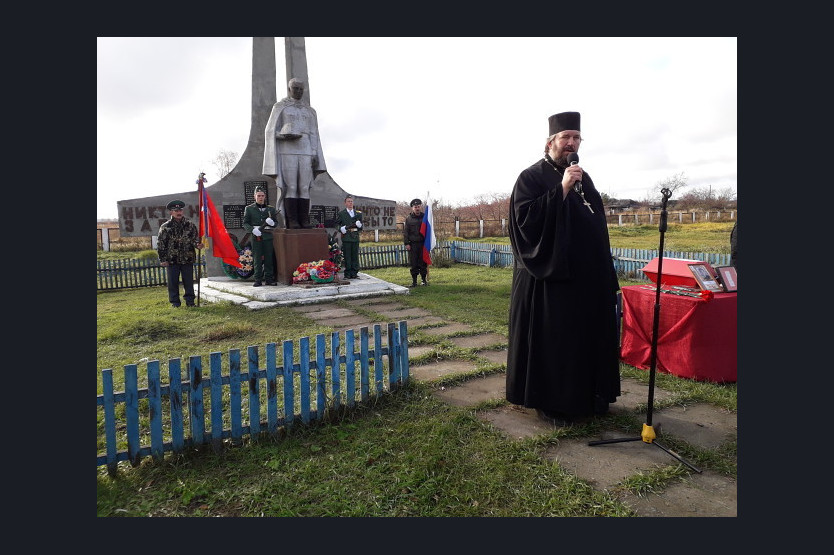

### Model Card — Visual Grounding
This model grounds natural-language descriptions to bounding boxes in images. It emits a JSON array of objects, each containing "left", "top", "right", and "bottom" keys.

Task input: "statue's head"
[{"left": 288, "top": 78, "right": 305, "bottom": 100}]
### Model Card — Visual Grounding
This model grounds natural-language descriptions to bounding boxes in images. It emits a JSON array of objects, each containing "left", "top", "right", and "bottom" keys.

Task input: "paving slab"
[
  {"left": 432, "top": 373, "right": 506, "bottom": 407},
  {"left": 408, "top": 359, "right": 480, "bottom": 382},
  {"left": 417, "top": 323, "right": 474, "bottom": 336},
  {"left": 374, "top": 307, "right": 433, "bottom": 319},
  {"left": 406, "top": 316, "right": 447, "bottom": 328},
  {"left": 475, "top": 349, "right": 508, "bottom": 366},
  {"left": 641, "top": 403, "right": 737, "bottom": 450},
  {"left": 542, "top": 437, "right": 681, "bottom": 491},
  {"left": 303, "top": 307, "right": 358, "bottom": 320},
  {"left": 289, "top": 302, "right": 341, "bottom": 314},
  {"left": 343, "top": 296, "right": 400, "bottom": 307},
  {"left": 448, "top": 333, "right": 507, "bottom": 350},
  {"left": 618, "top": 470, "right": 737, "bottom": 517},
  {"left": 357, "top": 302, "right": 410, "bottom": 313},
  {"left": 478, "top": 405, "right": 560, "bottom": 439},
  {"left": 406, "top": 345, "right": 435, "bottom": 359}
]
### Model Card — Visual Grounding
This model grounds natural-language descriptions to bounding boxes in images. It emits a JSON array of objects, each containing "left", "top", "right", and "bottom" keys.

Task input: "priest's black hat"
[
  {"left": 410, "top": 198, "right": 422, "bottom": 207},
  {"left": 548, "top": 112, "right": 580, "bottom": 136},
  {"left": 166, "top": 199, "right": 185, "bottom": 210}
]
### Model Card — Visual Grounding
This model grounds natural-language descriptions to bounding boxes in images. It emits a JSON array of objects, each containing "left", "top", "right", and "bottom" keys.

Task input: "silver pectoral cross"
[{"left": 578, "top": 191, "right": 594, "bottom": 213}]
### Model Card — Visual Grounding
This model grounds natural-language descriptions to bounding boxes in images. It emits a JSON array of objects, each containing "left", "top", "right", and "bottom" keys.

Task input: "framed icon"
[
  {"left": 715, "top": 265, "right": 738, "bottom": 292},
  {"left": 688, "top": 263, "right": 724, "bottom": 292}
]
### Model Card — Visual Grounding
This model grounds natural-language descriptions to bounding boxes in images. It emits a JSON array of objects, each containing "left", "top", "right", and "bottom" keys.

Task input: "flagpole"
[{"left": 196, "top": 172, "right": 207, "bottom": 307}]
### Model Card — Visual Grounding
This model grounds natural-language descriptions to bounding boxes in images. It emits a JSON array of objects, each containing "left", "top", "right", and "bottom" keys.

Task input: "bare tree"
[
  {"left": 211, "top": 149, "right": 239, "bottom": 179},
  {"left": 656, "top": 172, "right": 689, "bottom": 196}
]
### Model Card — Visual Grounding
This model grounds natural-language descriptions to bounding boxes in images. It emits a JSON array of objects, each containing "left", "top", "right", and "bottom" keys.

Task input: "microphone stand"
[{"left": 588, "top": 187, "right": 701, "bottom": 473}]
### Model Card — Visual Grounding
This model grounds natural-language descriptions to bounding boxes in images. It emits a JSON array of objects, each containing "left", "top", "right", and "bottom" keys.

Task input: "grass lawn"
[{"left": 98, "top": 249, "right": 736, "bottom": 516}]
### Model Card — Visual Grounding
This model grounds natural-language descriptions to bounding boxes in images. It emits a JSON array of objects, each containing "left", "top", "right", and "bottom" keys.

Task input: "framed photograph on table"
[
  {"left": 688, "top": 263, "right": 724, "bottom": 292},
  {"left": 715, "top": 265, "right": 738, "bottom": 292}
]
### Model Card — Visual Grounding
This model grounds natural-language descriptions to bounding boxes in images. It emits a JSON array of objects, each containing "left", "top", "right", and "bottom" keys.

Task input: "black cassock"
[{"left": 506, "top": 158, "right": 620, "bottom": 417}]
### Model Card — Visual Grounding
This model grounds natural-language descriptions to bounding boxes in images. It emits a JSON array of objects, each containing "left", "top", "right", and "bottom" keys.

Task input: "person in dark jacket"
[
  {"left": 402, "top": 198, "right": 428, "bottom": 287},
  {"left": 157, "top": 199, "right": 203, "bottom": 307},
  {"left": 506, "top": 112, "right": 620, "bottom": 425}
]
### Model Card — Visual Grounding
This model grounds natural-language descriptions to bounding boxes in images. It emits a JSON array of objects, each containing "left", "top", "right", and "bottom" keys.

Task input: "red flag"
[{"left": 197, "top": 174, "right": 241, "bottom": 268}]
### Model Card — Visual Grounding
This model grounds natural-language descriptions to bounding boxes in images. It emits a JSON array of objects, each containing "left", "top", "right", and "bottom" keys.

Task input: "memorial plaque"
[
  {"left": 224, "top": 204, "right": 246, "bottom": 229},
  {"left": 310, "top": 204, "right": 339, "bottom": 227},
  {"left": 244, "top": 181, "right": 268, "bottom": 205}
]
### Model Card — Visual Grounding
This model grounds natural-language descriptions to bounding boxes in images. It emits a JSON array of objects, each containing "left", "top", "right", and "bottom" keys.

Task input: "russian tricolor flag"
[{"left": 420, "top": 193, "right": 435, "bottom": 265}]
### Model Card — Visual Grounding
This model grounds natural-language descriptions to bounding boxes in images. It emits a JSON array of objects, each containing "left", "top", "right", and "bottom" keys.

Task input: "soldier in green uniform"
[
  {"left": 157, "top": 199, "right": 203, "bottom": 307},
  {"left": 336, "top": 195, "right": 363, "bottom": 279},
  {"left": 243, "top": 186, "right": 280, "bottom": 286}
]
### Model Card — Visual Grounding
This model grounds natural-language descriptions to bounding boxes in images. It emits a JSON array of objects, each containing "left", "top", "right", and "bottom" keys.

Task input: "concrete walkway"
[{"left": 200, "top": 279, "right": 737, "bottom": 517}]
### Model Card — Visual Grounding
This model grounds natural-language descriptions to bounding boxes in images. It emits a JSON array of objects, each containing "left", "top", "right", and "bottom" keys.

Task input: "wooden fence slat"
[
  {"left": 210, "top": 352, "right": 223, "bottom": 453},
  {"left": 316, "top": 334, "right": 327, "bottom": 418},
  {"left": 398, "top": 321, "right": 409, "bottom": 382},
  {"left": 229, "top": 349, "right": 242, "bottom": 444},
  {"left": 374, "top": 324, "right": 383, "bottom": 394},
  {"left": 125, "top": 364, "right": 141, "bottom": 467},
  {"left": 283, "top": 340, "right": 295, "bottom": 426},
  {"left": 387, "top": 322, "right": 399, "bottom": 386},
  {"left": 247, "top": 346, "right": 260, "bottom": 439},
  {"left": 331, "top": 332, "right": 341, "bottom": 411},
  {"left": 360, "top": 327, "right": 370, "bottom": 402},
  {"left": 148, "top": 360, "right": 164, "bottom": 461},
  {"left": 300, "top": 336, "right": 311, "bottom": 425},
  {"left": 266, "top": 343, "right": 278, "bottom": 434},
  {"left": 189, "top": 356, "right": 204, "bottom": 446},
  {"left": 169, "top": 359, "right": 184, "bottom": 452},
  {"left": 345, "top": 330, "right": 356, "bottom": 408}
]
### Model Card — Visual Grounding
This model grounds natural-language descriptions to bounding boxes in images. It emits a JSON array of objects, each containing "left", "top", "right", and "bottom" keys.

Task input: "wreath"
[
  {"left": 222, "top": 239, "right": 255, "bottom": 279},
  {"left": 293, "top": 259, "right": 340, "bottom": 284}
]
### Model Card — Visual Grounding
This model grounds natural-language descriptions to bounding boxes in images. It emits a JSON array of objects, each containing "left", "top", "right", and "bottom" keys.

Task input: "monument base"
[{"left": 273, "top": 228, "right": 331, "bottom": 285}]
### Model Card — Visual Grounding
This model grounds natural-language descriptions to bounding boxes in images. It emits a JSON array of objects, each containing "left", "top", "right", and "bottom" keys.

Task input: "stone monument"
[{"left": 115, "top": 37, "right": 397, "bottom": 280}]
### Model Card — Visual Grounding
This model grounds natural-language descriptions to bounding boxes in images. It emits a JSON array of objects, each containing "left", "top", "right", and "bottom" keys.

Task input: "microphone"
[{"left": 566, "top": 152, "right": 582, "bottom": 191}]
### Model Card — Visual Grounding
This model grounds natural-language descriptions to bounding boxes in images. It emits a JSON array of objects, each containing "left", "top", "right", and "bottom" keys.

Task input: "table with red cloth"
[{"left": 619, "top": 285, "right": 737, "bottom": 383}]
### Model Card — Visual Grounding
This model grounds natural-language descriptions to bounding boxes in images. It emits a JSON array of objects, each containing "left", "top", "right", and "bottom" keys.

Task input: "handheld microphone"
[{"left": 566, "top": 152, "right": 582, "bottom": 190}]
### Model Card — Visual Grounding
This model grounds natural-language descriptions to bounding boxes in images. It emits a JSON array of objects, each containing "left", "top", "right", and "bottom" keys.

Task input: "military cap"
[
  {"left": 167, "top": 200, "right": 186, "bottom": 210},
  {"left": 255, "top": 185, "right": 266, "bottom": 193},
  {"left": 548, "top": 111, "right": 581, "bottom": 136},
  {"left": 410, "top": 198, "right": 422, "bottom": 207}
]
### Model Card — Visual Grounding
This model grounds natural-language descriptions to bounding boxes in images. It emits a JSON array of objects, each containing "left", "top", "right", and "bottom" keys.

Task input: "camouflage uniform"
[{"left": 157, "top": 216, "right": 200, "bottom": 306}]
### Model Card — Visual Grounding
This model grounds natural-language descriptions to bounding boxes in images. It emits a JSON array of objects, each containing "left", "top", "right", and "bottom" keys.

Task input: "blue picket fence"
[
  {"left": 96, "top": 242, "right": 729, "bottom": 291},
  {"left": 447, "top": 241, "right": 730, "bottom": 280},
  {"left": 97, "top": 322, "right": 410, "bottom": 475}
]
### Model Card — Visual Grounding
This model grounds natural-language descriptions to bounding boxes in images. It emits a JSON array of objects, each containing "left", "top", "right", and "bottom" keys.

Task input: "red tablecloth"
[{"left": 619, "top": 285, "right": 737, "bottom": 383}]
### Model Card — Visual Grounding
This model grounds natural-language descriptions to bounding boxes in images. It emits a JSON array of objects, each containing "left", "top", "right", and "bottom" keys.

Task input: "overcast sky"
[{"left": 97, "top": 37, "right": 737, "bottom": 220}]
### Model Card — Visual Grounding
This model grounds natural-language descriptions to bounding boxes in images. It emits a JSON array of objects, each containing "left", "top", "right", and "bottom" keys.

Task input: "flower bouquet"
[
  {"left": 292, "top": 259, "right": 340, "bottom": 284},
  {"left": 222, "top": 242, "right": 255, "bottom": 279}
]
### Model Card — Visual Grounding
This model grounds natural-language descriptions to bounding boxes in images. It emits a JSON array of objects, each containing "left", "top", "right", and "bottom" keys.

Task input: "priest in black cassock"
[{"left": 506, "top": 111, "right": 621, "bottom": 424}]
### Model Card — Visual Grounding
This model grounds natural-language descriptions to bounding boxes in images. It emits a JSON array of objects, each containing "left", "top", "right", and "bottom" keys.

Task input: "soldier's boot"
[
  {"left": 298, "top": 198, "right": 311, "bottom": 229},
  {"left": 284, "top": 198, "right": 300, "bottom": 229}
]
